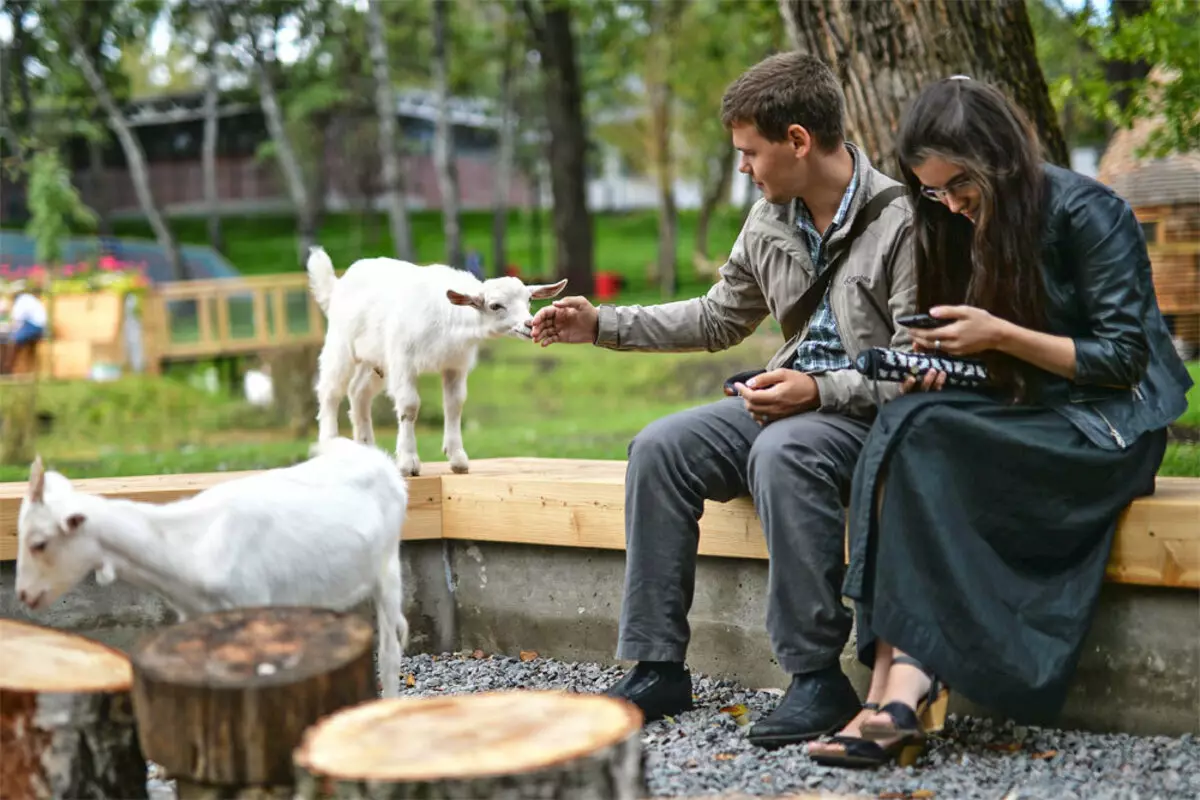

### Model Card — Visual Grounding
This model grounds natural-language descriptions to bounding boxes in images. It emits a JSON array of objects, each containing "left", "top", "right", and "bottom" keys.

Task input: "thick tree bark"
[
  {"left": 521, "top": 0, "right": 593, "bottom": 290},
  {"left": 131, "top": 607, "right": 376, "bottom": 797},
  {"left": 53, "top": 0, "right": 185, "bottom": 279},
  {"left": 0, "top": 619, "right": 148, "bottom": 799},
  {"left": 203, "top": 4, "right": 223, "bottom": 254},
  {"left": 252, "top": 41, "right": 316, "bottom": 269},
  {"left": 294, "top": 691, "right": 646, "bottom": 799},
  {"left": 432, "top": 0, "right": 463, "bottom": 267},
  {"left": 778, "top": 0, "right": 1069, "bottom": 177},
  {"left": 366, "top": 0, "right": 414, "bottom": 261}
]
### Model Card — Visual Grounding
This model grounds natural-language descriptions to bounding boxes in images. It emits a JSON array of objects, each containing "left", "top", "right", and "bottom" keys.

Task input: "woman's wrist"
[{"left": 990, "top": 317, "right": 1020, "bottom": 353}]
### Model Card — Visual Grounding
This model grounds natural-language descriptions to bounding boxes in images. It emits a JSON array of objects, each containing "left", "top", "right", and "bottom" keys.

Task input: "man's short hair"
[{"left": 720, "top": 52, "right": 846, "bottom": 151}]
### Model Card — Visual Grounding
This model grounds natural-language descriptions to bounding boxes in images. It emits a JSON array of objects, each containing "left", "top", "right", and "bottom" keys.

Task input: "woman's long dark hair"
[{"left": 897, "top": 77, "right": 1048, "bottom": 399}]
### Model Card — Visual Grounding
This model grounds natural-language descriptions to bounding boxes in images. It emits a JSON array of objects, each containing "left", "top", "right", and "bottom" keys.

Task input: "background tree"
[
  {"left": 366, "top": 0, "right": 414, "bottom": 261},
  {"left": 778, "top": 0, "right": 1070, "bottom": 177}
]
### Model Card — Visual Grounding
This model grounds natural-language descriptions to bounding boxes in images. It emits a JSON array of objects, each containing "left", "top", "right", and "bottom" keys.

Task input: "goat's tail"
[{"left": 305, "top": 245, "right": 337, "bottom": 314}]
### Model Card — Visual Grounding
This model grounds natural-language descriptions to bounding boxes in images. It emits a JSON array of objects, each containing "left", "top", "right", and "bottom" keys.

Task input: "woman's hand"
[
  {"left": 901, "top": 369, "right": 947, "bottom": 394},
  {"left": 908, "top": 305, "right": 1008, "bottom": 356}
]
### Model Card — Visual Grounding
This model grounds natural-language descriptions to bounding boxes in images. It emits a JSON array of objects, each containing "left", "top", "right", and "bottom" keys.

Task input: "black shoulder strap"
[{"left": 780, "top": 184, "right": 907, "bottom": 342}]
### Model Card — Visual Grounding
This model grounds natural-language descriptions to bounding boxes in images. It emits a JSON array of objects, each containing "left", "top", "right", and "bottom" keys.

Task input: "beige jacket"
[{"left": 594, "top": 145, "right": 917, "bottom": 419}]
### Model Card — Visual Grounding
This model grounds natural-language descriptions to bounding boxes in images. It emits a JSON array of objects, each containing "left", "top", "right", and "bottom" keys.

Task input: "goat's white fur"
[
  {"left": 15, "top": 438, "right": 410, "bottom": 697},
  {"left": 306, "top": 246, "right": 567, "bottom": 476}
]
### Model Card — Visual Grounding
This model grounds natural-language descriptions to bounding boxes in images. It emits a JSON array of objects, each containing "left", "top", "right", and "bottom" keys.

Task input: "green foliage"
[
  {"left": 23, "top": 148, "right": 97, "bottom": 268},
  {"left": 1026, "top": 0, "right": 1109, "bottom": 147},
  {"left": 1066, "top": 0, "right": 1200, "bottom": 156}
]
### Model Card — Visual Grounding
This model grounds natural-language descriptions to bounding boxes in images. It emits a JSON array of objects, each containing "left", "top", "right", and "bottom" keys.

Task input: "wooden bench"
[{"left": 1, "top": 459, "right": 1197, "bottom": 588}]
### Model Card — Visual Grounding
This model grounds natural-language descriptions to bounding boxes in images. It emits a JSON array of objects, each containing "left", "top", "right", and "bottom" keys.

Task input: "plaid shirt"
[{"left": 791, "top": 156, "right": 859, "bottom": 374}]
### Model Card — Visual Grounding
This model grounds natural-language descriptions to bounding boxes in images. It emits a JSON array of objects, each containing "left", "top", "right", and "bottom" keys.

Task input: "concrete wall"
[{"left": 2, "top": 540, "right": 1196, "bottom": 737}]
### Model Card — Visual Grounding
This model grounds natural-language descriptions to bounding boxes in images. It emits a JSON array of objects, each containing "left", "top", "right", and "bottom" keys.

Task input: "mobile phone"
[
  {"left": 896, "top": 313, "right": 948, "bottom": 330},
  {"left": 723, "top": 369, "right": 765, "bottom": 395}
]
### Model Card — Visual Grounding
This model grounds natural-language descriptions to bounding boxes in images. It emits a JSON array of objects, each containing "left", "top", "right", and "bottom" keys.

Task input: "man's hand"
[
  {"left": 909, "top": 305, "right": 1008, "bottom": 356},
  {"left": 727, "top": 368, "right": 820, "bottom": 425},
  {"left": 528, "top": 296, "right": 599, "bottom": 347}
]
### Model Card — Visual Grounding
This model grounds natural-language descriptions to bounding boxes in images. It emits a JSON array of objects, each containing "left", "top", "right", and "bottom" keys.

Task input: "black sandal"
[
  {"left": 860, "top": 655, "right": 950, "bottom": 740},
  {"left": 807, "top": 703, "right": 926, "bottom": 769}
]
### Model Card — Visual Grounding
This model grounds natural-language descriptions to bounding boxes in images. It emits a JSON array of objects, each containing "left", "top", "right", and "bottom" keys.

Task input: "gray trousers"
[{"left": 617, "top": 396, "right": 870, "bottom": 675}]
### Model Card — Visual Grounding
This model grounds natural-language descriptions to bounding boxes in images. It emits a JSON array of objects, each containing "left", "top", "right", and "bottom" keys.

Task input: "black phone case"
[
  {"left": 896, "top": 313, "right": 948, "bottom": 330},
  {"left": 854, "top": 347, "right": 990, "bottom": 388},
  {"left": 723, "top": 369, "right": 766, "bottom": 394}
]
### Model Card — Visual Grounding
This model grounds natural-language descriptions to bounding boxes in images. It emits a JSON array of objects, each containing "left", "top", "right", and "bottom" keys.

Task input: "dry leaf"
[
  {"left": 878, "top": 792, "right": 906, "bottom": 799},
  {"left": 714, "top": 753, "right": 735, "bottom": 761},
  {"left": 519, "top": 650, "right": 538, "bottom": 662},
  {"left": 405, "top": 673, "right": 415, "bottom": 688},
  {"left": 471, "top": 649, "right": 485, "bottom": 659},
  {"left": 1032, "top": 750, "right": 1058, "bottom": 760},
  {"left": 986, "top": 742, "right": 1022, "bottom": 752},
  {"left": 718, "top": 703, "right": 752, "bottom": 726},
  {"left": 913, "top": 791, "right": 936, "bottom": 799}
]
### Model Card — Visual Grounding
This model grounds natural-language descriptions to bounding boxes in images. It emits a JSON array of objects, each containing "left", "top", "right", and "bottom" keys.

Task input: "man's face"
[{"left": 731, "top": 121, "right": 807, "bottom": 205}]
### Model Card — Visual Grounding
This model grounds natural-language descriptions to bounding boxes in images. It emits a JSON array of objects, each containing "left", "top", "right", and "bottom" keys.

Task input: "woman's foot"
[
  {"left": 806, "top": 703, "right": 924, "bottom": 768},
  {"left": 861, "top": 654, "right": 947, "bottom": 739}
]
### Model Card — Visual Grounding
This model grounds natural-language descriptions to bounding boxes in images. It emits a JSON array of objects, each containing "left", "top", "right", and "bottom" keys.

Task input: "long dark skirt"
[{"left": 842, "top": 390, "right": 1168, "bottom": 724}]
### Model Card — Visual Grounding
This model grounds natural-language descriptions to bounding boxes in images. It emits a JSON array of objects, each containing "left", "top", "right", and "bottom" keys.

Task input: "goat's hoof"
[
  {"left": 446, "top": 449, "right": 470, "bottom": 474},
  {"left": 397, "top": 455, "right": 421, "bottom": 477}
]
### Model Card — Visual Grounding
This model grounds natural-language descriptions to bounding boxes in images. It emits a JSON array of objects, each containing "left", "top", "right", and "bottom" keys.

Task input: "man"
[{"left": 529, "top": 52, "right": 917, "bottom": 748}]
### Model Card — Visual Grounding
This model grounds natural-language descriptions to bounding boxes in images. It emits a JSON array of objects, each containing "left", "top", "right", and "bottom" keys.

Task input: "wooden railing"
[{"left": 141, "top": 273, "right": 325, "bottom": 371}]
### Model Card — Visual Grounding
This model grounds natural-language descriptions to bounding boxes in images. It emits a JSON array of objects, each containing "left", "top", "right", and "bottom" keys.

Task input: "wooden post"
[
  {"left": 130, "top": 606, "right": 377, "bottom": 798},
  {"left": 0, "top": 619, "right": 148, "bottom": 799},
  {"left": 293, "top": 690, "right": 646, "bottom": 799}
]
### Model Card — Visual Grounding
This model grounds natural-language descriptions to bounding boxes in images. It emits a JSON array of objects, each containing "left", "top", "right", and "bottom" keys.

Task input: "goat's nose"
[{"left": 18, "top": 589, "right": 27, "bottom": 604}]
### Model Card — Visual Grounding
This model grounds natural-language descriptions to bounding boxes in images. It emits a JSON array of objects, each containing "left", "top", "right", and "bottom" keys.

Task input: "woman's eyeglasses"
[{"left": 919, "top": 174, "right": 975, "bottom": 202}]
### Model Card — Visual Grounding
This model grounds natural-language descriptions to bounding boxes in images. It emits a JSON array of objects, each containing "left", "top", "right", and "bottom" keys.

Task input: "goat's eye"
[
  {"left": 30, "top": 541, "right": 47, "bottom": 554},
  {"left": 489, "top": 303, "right": 505, "bottom": 312}
]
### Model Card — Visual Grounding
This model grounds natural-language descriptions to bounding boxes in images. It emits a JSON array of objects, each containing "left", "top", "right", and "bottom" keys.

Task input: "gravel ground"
[{"left": 149, "top": 652, "right": 1199, "bottom": 799}]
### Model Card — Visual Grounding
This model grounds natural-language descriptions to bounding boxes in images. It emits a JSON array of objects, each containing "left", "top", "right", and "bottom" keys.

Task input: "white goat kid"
[
  {"left": 15, "top": 437, "right": 411, "bottom": 698},
  {"left": 306, "top": 246, "right": 566, "bottom": 476}
]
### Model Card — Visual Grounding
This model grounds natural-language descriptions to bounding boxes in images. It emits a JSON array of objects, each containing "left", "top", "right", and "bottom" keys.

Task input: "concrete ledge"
[{"left": 4, "top": 458, "right": 1198, "bottom": 588}]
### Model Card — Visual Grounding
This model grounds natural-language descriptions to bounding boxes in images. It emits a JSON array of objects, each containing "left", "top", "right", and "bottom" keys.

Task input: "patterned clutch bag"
[{"left": 854, "top": 347, "right": 991, "bottom": 388}]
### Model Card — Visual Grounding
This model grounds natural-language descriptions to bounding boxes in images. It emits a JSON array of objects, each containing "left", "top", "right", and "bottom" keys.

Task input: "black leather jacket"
[{"left": 1037, "top": 163, "right": 1193, "bottom": 450}]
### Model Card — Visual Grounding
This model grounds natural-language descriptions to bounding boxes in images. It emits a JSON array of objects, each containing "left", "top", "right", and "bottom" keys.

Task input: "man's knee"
[
  {"left": 628, "top": 411, "right": 691, "bottom": 466},
  {"left": 747, "top": 416, "right": 859, "bottom": 489}
]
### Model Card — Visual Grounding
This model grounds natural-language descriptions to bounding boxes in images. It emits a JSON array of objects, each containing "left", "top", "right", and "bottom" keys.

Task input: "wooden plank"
[
  {"left": 2, "top": 458, "right": 1197, "bottom": 589},
  {"left": 252, "top": 289, "right": 270, "bottom": 346},
  {"left": 0, "top": 468, "right": 447, "bottom": 563},
  {"left": 438, "top": 460, "right": 1200, "bottom": 589}
]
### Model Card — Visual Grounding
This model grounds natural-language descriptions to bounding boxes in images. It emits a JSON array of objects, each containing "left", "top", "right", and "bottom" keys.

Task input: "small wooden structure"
[
  {"left": 1097, "top": 114, "right": 1200, "bottom": 350},
  {"left": 0, "top": 618, "right": 148, "bottom": 799},
  {"left": 130, "top": 606, "right": 377, "bottom": 798},
  {"left": 293, "top": 690, "right": 645, "bottom": 799}
]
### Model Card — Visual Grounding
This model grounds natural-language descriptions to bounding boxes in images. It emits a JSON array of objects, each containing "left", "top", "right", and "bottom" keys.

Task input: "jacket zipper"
[{"left": 1093, "top": 406, "right": 1126, "bottom": 449}]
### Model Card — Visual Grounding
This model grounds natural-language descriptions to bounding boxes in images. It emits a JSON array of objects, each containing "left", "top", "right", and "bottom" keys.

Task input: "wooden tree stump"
[
  {"left": 293, "top": 690, "right": 646, "bottom": 799},
  {"left": 0, "top": 618, "right": 148, "bottom": 799},
  {"left": 130, "top": 606, "right": 377, "bottom": 798}
]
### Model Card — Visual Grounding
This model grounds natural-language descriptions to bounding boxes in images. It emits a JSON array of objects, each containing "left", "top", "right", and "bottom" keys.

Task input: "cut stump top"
[
  {"left": 294, "top": 690, "right": 644, "bottom": 782},
  {"left": 131, "top": 606, "right": 374, "bottom": 689},
  {"left": 0, "top": 618, "right": 132, "bottom": 693}
]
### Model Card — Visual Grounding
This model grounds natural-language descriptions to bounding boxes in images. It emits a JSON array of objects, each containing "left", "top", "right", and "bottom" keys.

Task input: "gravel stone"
[{"left": 145, "top": 652, "right": 1200, "bottom": 798}]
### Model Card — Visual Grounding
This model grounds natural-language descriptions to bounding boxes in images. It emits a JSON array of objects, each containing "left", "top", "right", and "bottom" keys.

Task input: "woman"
[
  {"left": 808, "top": 77, "right": 1193, "bottom": 769},
  {"left": 1, "top": 282, "right": 47, "bottom": 374}
]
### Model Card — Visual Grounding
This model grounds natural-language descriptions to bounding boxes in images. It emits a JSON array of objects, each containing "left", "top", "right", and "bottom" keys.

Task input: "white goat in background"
[
  {"left": 306, "top": 246, "right": 567, "bottom": 476},
  {"left": 15, "top": 437, "right": 410, "bottom": 697}
]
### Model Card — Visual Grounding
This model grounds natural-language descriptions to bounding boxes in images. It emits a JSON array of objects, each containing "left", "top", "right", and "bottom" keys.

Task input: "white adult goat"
[
  {"left": 306, "top": 246, "right": 567, "bottom": 476},
  {"left": 15, "top": 437, "right": 410, "bottom": 697}
]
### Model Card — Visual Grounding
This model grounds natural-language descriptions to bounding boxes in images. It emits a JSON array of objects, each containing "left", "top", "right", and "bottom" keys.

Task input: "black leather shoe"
[
  {"left": 604, "top": 662, "right": 693, "bottom": 722},
  {"left": 748, "top": 666, "right": 861, "bottom": 749}
]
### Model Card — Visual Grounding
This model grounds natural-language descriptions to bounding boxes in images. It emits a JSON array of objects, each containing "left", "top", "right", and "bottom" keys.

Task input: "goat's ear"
[
  {"left": 446, "top": 289, "right": 484, "bottom": 310},
  {"left": 529, "top": 279, "right": 569, "bottom": 300},
  {"left": 28, "top": 455, "right": 45, "bottom": 504},
  {"left": 60, "top": 512, "right": 86, "bottom": 535}
]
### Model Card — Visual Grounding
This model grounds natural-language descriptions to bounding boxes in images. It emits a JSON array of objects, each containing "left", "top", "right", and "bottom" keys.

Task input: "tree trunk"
[
  {"left": 87, "top": 130, "right": 112, "bottom": 235},
  {"left": 0, "top": 619, "right": 148, "bottom": 799},
  {"left": 694, "top": 139, "right": 735, "bottom": 276},
  {"left": 366, "top": 0, "right": 413, "bottom": 261},
  {"left": 294, "top": 690, "right": 646, "bottom": 799},
  {"left": 1104, "top": 0, "right": 1153, "bottom": 114},
  {"left": 253, "top": 49, "right": 316, "bottom": 268},
  {"left": 54, "top": 0, "right": 185, "bottom": 279},
  {"left": 521, "top": 0, "right": 594, "bottom": 292},
  {"left": 492, "top": 11, "right": 518, "bottom": 279},
  {"left": 203, "top": 6, "right": 223, "bottom": 254},
  {"left": 131, "top": 607, "right": 376, "bottom": 797},
  {"left": 432, "top": 0, "right": 463, "bottom": 267},
  {"left": 648, "top": 0, "right": 684, "bottom": 298},
  {"left": 778, "top": 0, "right": 1069, "bottom": 177}
]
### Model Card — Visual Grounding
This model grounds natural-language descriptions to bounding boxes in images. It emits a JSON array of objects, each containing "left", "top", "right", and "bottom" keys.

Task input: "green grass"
[{"left": 2, "top": 337, "right": 1197, "bottom": 483}]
